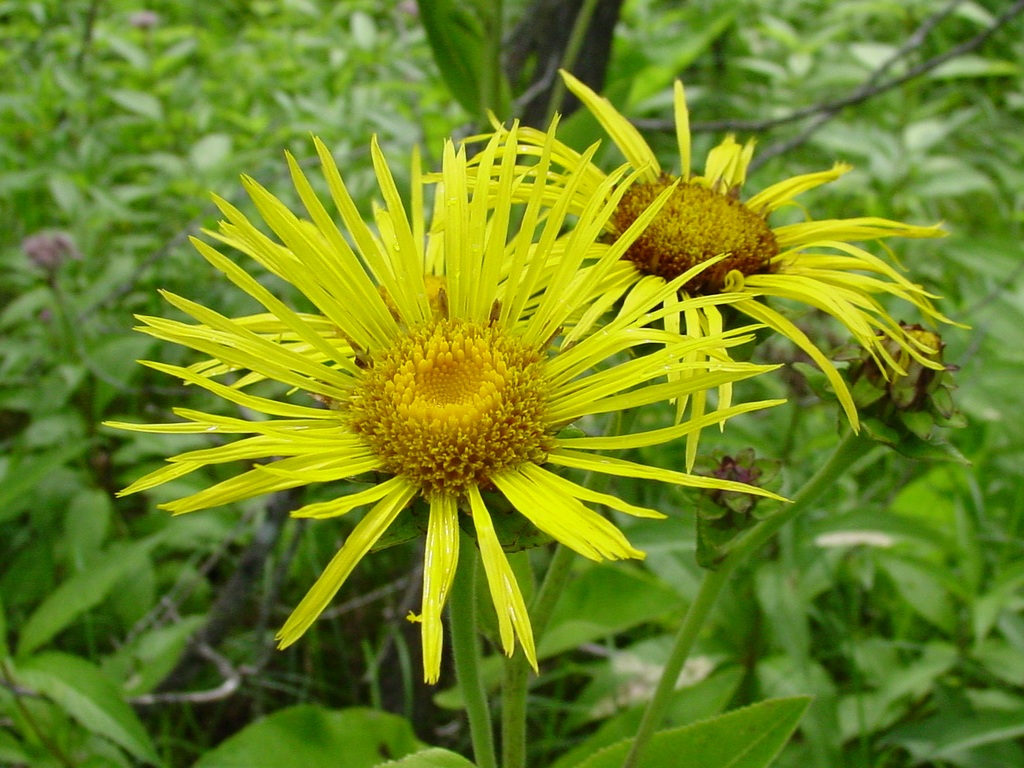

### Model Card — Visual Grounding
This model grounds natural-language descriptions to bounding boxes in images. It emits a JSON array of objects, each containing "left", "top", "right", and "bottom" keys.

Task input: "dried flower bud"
[
  {"left": 844, "top": 323, "right": 965, "bottom": 450},
  {"left": 22, "top": 230, "right": 81, "bottom": 273},
  {"left": 129, "top": 10, "right": 161, "bottom": 30},
  {"left": 696, "top": 448, "right": 781, "bottom": 569}
]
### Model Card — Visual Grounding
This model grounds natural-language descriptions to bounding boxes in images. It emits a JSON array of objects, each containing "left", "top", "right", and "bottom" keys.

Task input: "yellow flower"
[
  {"left": 476, "top": 70, "right": 958, "bottom": 432},
  {"left": 106, "top": 127, "right": 783, "bottom": 683}
]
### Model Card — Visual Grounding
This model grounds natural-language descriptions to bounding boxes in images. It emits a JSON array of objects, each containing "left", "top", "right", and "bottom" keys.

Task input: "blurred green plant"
[{"left": 1, "top": 1, "right": 1022, "bottom": 767}]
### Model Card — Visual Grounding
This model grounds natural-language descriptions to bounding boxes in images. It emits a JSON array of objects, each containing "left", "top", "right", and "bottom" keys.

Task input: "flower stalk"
[
  {"left": 622, "top": 430, "right": 872, "bottom": 768},
  {"left": 450, "top": 533, "right": 498, "bottom": 768}
]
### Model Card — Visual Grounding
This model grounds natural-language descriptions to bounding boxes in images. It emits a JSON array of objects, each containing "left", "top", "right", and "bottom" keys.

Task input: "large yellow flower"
[
  {"left": 475, "top": 70, "right": 958, "bottom": 431},
  {"left": 107, "top": 127, "right": 783, "bottom": 683}
]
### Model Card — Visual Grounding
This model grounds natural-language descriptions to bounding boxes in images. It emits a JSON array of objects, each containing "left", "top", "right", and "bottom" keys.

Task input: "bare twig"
[
  {"left": 131, "top": 644, "right": 241, "bottom": 705},
  {"left": 628, "top": 0, "right": 1024, "bottom": 171},
  {"left": 73, "top": 0, "right": 104, "bottom": 71},
  {"left": 750, "top": 0, "right": 1024, "bottom": 171},
  {"left": 151, "top": 488, "right": 301, "bottom": 694}
]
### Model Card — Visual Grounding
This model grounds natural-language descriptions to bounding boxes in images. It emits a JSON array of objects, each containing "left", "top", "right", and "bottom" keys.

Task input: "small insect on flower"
[{"left": 107, "top": 126, "right": 784, "bottom": 683}]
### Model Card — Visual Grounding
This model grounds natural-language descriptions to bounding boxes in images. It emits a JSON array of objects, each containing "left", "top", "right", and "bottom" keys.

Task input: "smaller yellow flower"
[{"left": 472, "top": 70, "right": 961, "bottom": 434}]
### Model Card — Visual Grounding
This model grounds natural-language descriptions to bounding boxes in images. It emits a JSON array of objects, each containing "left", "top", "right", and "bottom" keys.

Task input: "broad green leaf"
[
  {"left": 972, "top": 639, "right": 1024, "bottom": 687},
  {"left": 972, "top": 561, "right": 1024, "bottom": 642},
  {"left": 928, "top": 55, "right": 1020, "bottom": 80},
  {"left": 108, "top": 89, "right": 163, "bottom": 120},
  {"left": 552, "top": 667, "right": 744, "bottom": 768},
  {"left": 189, "top": 134, "right": 233, "bottom": 172},
  {"left": 0, "top": 729, "right": 31, "bottom": 763},
  {"left": 63, "top": 489, "right": 112, "bottom": 569},
  {"left": 879, "top": 554, "right": 957, "bottom": 632},
  {"left": 0, "top": 595, "right": 7, "bottom": 661},
  {"left": 13, "top": 652, "right": 160, "bottom": 765},
  {"left": 417, "top": 0, "right": 509, "bottom": 119},
  {"left": 377, "top": 747, "right": 477, "bottom": 767},
  {"left": 572, "top": 697, "right": 811, "bottom": 768},
  {"left": 0, "top": 442, "right": 87, "bottom": 524},
  {"left": 539, "top": 564, "right": 681, "bottom": 658},
  {"left": 887, "top": 707, "right": 1024, "bottom": 762},
  {"left": 193, "top": 706, "right": 422, "bottom": 768},
  {"left": 113, "top": 616, "right": 205, "bottom": 696},
  {"left": 18, "top": 541, "right": 152, "bottom": 656},
  {"left": 627, "top": 8, "right": 737, "bottom": 104},
  {"left": 350, "top": 10, "right": 377, "bottom": 50}
]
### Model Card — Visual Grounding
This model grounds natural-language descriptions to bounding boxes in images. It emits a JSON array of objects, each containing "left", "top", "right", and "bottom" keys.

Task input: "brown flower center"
[{"left": 611, "top": 174, "right": 780, "bottom": 294}]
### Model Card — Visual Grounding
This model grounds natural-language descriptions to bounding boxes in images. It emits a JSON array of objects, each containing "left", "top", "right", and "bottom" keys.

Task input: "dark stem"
[{"left": 153, "top": 488, "right": 300, "bottom": 694}]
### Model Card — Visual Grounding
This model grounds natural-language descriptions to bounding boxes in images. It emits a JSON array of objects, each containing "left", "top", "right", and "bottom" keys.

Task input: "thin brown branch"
[
  {"left": 749, "top": 0, "right": 1024, "bottom": 171},
  {"left": 629, "top": 0, "right": 1024, "bottom": 160},
  {"left": 151, "top": 488, "right": 301, "bottom": 694},
  {"left": 132, "top": 644, "right": 241, "bottom": 706}
]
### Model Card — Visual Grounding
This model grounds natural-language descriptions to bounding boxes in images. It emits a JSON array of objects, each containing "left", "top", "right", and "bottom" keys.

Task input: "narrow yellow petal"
[
  {"left": 421, "top": 495, "right": 460, "bottom": 684},
  {"left": 746, "top": 163, "right": 851, "bottom": 214},
  {"left": 736, "top": 298, "right": 859, "bottom": 429},
  {"left": 137, "top": 360, "right": 336, "bottom": 419},
  {"left": 292, "top": 476, "right": 407, "bottom": 519},
  {"left": 277, "top": 482, "right": 417, "bottom": 647},
  {"left": 494, "top": 468, "right": 645, "bottom": 561},
  {"left": 467, "top": 486, "right": 537, "bottom": 670},
  {"left": 556, "top": 399, "right": 786, "bottom": 451},
  {"left": 548, "top": 449, "right": 789, "bottom": 502},
  {"left": 674, "top": 80, "right": 691, "bottom": 179},
  {"left": 559, "top": 69, "right": 661, "bottom": 181}
]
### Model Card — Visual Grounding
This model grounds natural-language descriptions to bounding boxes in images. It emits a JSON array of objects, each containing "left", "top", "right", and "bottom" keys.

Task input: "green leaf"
[
  {"left": 193, "top": 706, "right": 422, "bottom": 768},
  {"left": 887, "top": 707, "right": 1024, "bottom": 762},
  {"left": 376, "top": 747, "right": 477, "bottom": 767},
  {"left": 63, "top": 488, "right": 113, "bottom": 569},
  {"left": 13, "top": 652, "right": 161, "bottom": 765},
  {"left": 571, "top": 697, "right": 812, "bottom": 768},
  {"left": 0, "top": 595, "right": 7, "bottom": 661},
  {"left": 349, "top": 10, "right": 378, "bottom": 51},
  {"left": 879, "top": 554, "right": 957, "bottom": 633},
  {"left": 927, "top": 55, "right": 1020, "bottom": 80},
  {"left": 418, "top": 0, "right": 508, "bottom": 119},
  {"left": 627, "top": 8, "right": 736, "bottom": 103},
  {"left": 188, "top": 133, "right": 234, "bottom": 172},
  {"left": 552, "top": 667, "right": 744, "bottom": 768},
  {"left": 0, "top": 729, "right": 31, "bottom": 763},
  {"left": 0, "top": 442, "right": 87, "bottom": 524},
  {"left": 18, "top": 541, "right": 152, "bottom": 656},
  {"left": 108, "top": 89, "right": 164, "bottom": 120}
]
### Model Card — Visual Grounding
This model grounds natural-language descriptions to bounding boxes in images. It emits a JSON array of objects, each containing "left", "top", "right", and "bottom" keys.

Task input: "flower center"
[
  {"left": 346, "top": 319, "right": 552, "bottom": 496},
  {"left": 611, "top": 174, "right": 780, "bottom": 294}
]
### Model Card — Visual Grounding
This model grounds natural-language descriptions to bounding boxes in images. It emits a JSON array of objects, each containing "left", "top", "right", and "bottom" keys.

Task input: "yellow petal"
[
  {"left": 467, "top": 486, "right": 537, "bottom": 670},
  {"left": 494, "top": 467, "right": 645, "bottom": 561},
  {"left": 548, "top": 449, "right": 789, "bottom": 502},
  {"left": 277, "top": 481, "right": 417, "bottom": 647},
  {"left": 674, "top": 80, "right": 691, "bottom": 179},
  {"left": 421, "top": 495, "right": 460, "bottom": 684},
  {"left": 559, "top": 69, "right": 660, "bottom": 182}
]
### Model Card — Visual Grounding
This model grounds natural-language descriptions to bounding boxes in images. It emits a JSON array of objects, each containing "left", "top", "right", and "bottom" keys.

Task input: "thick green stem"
[
  {"left": 450, "top": 535, "right": 498, "bottom": 768},
  {"left": 622, "top": 431, "right": 870, "bottom": 768},
  {"left": 502, "top": 544, "right": 577, "bottom": 768}
]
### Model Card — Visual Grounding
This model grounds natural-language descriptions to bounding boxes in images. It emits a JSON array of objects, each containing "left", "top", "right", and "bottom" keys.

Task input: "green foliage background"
[{"left": 1, "top": 0, "right": 1023, "bottom": 766}]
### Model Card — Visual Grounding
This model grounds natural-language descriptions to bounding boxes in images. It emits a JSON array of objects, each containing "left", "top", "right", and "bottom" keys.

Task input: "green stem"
[
  {"left": 450, "top": 534, "right": 498, "bottom": 768},
  {"left": 502, "top": 544, "right": 577, "bottom": 768},
  {"left": 622, "top": 430, "right": 870, "bottom": 768},
  {"left": 481, "top": 0, "right": 504, "bottom": 121}
]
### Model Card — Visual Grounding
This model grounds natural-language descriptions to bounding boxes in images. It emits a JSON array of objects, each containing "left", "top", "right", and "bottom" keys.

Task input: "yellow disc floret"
[
  {"left": 612, "top": 174, "right": 780, "bottom": 294},
  {"left": 347, "top": 319, "right": 552, "bottom": 496}
]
